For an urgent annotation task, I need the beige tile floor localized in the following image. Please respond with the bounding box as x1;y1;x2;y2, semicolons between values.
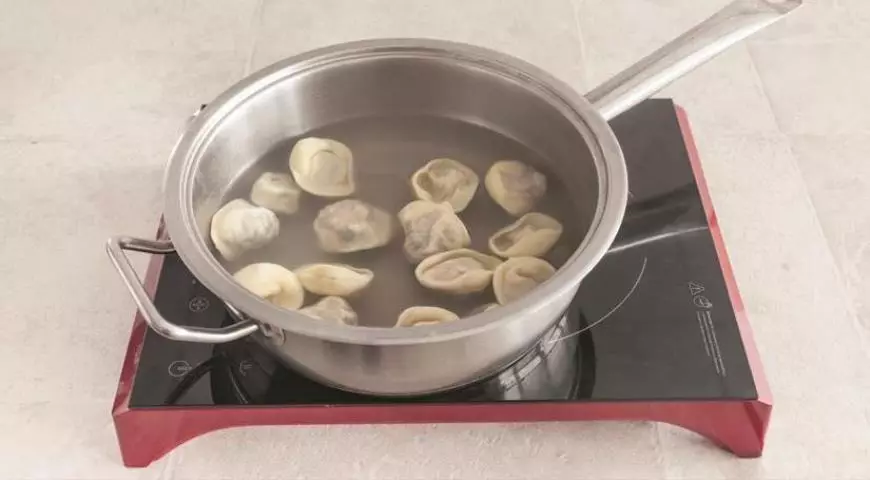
1;0;869;478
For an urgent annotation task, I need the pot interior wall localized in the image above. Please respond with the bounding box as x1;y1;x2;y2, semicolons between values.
181;52;604;326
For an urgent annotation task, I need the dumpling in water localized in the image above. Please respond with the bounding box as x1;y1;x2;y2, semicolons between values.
395;306;459;327
398;200;471;262
295;263;373;296
250;172;302;215
492;257;556;305
410;158;479;212
314;199;394;253
233;263;304;310
289;137;355;197
415;249;501;294
210;199;279;261
489;212;563;258
300;296;358;325
484;160;547;216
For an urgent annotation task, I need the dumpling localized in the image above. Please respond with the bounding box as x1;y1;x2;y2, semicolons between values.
295;263;374;296
414;249;501;294
210;199;279;261
492;257;556;305
289;137;355;197
250;172;302;215
232;263;304;310
395;306;459;327
484;160;547;216
314;199;394;253
489;213;563;258
398;200;471;262
410;158;479;212
300;296;358;325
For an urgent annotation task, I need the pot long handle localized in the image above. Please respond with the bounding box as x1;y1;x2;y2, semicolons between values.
586;0;801;121
106;236;259;343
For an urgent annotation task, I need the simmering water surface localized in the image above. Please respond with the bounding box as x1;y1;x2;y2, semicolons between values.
220;115;583;327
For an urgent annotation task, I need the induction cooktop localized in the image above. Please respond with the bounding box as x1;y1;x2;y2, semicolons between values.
111;100;771;468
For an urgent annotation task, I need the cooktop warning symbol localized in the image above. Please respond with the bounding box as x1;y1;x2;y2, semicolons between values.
688;281;705;296
693;295;713;309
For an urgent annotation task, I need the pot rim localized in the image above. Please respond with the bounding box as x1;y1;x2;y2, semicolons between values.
162;38;628;346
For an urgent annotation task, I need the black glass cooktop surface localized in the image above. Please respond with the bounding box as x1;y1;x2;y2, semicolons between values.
128;99;757;407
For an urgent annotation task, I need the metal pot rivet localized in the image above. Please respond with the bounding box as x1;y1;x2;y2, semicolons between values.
258;322;285;346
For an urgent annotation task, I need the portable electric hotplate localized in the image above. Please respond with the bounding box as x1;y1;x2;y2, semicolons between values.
112;100;771;468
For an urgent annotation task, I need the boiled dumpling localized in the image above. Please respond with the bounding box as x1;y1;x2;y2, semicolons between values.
232;263;304;310
484;160;547;216
489;213;563;258
398;200;471;262
395;306;459;327
410;158;479;212
289;137;355;197
300;296;358;325
492;257;556;305
250;172;302;215
415;249;501;294
314;199;394;253
295;263;373;296
210;199;279;261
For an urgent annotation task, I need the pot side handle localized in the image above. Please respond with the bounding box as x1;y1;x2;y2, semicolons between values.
106;236;259;343
586;0;801;121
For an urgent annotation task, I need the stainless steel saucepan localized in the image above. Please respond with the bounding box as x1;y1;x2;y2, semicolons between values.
107;0;800;396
